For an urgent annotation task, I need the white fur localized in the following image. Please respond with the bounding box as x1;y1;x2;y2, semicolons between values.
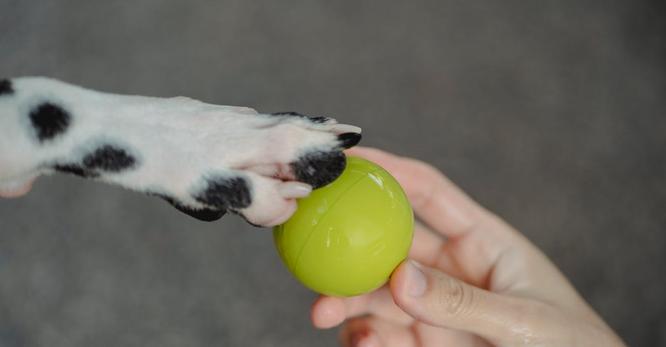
0;77;360;226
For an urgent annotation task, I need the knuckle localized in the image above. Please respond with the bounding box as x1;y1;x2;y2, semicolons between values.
402;159;452;204
407;158;440;178
403;159;440;203
433;274;474;318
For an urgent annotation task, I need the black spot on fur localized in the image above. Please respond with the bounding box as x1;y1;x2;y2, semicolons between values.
82;145;136;172
195;176;252;210
157;194;226;222
270;111;330;124
337;132;362;149
0;79;13;95
54;164;99;178
291;151;346;189
29;102;71;142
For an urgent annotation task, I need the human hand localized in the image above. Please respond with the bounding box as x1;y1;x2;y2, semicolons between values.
311;147;626;347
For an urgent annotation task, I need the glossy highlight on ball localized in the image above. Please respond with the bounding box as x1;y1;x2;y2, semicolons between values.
274;156;414;296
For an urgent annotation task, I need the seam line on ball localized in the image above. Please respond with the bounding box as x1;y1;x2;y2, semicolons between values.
291;168;368;273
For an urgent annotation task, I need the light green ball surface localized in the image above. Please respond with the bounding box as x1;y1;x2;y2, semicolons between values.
273;156;414;297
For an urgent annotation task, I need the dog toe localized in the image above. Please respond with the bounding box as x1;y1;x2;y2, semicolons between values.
290;150;347;189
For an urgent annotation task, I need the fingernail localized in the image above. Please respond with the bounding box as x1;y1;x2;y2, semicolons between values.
279;182;312;198
405;260;427;297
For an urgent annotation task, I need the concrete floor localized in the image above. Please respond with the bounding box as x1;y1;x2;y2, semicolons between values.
1;1;664;346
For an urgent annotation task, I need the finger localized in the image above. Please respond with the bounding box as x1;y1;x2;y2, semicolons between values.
340;317;417;347
408;220;445;263
311;295;346;329
390;260;540;345
312;223;466;330
414;323;495;347
311;287;413;329
345;147;482;238
410;221;469;280
346;147;522;287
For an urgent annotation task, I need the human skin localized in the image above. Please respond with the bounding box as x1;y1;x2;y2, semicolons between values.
311;147;627;347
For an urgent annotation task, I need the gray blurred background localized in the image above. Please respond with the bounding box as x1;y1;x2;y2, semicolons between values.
1;0;664;346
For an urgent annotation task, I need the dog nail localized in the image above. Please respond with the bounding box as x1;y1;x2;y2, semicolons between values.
331;124;362;134
279;182;312;198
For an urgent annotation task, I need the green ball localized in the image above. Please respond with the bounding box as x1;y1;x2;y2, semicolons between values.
273;156;414;297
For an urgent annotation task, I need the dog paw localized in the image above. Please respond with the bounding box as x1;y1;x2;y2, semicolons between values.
149;110;362;226
0;77;362;226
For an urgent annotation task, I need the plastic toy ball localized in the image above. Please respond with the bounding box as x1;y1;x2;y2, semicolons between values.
273;156;414;297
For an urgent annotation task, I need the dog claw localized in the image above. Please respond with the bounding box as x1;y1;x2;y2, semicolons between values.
279;182;312;199
330;124;362;134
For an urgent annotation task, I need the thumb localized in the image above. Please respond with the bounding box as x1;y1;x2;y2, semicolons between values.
390;260;538;344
